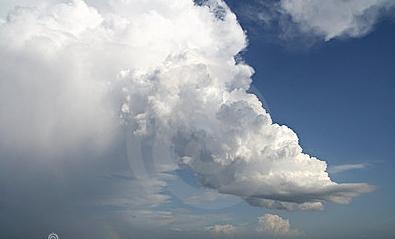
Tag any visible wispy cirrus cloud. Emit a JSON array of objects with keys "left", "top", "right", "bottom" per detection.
[{"left": 328, "top": 163, "right": 368, "bottom": 174}]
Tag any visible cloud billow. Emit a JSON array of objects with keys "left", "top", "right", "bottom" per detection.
[
  {"left": 0, "top": 0, "right": 373, "bottom": 216},
  {"left": 257, "top": 214, "right": 301, "bottom": 237}
]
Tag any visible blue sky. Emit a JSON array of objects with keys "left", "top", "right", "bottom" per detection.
[
  {"left": 175, "top": 1, "right": 395, "bottom": 237},
  {"left": 0, "top": 0, "right": 394, "bottom": 238},
  {"left": 224, "top": 1, "right": 395, "bottom": 237}
]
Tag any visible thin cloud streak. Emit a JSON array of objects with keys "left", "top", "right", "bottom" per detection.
[{"left": 328, "top": 164, "right": 368, "bottom": 174}]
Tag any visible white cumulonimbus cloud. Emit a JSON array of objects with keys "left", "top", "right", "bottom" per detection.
[
  {"left": 0, "top": 0, "right": 374, "bottom": 212},
  {"left": 280, "top": 0, "right": 395, "bottom": 41}
]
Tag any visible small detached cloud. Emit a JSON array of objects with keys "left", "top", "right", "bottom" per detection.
[
  {"left": 257, "top": 214, "right": 302, "bottom": 237},
  {"left": 206, "top": 224, "right": 236, "bottom": 236}
]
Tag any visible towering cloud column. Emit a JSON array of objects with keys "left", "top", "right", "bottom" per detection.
[{"left": 0, "top": 0, "right": 373, "bottom": 211}]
